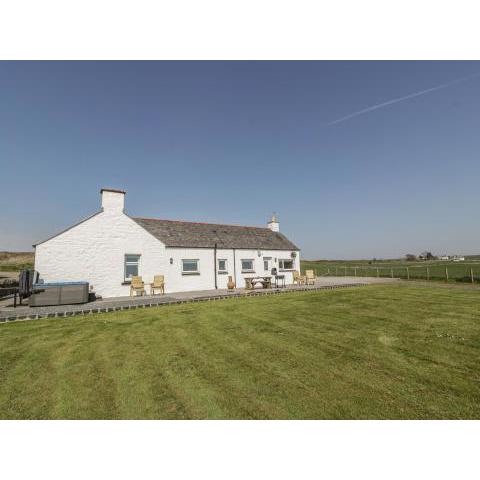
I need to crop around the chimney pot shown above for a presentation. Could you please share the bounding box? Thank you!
[267,212,279,232]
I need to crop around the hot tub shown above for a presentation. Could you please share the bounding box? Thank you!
[30,282,89,307]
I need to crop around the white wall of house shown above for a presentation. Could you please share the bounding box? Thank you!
[231,249,300,288]
[35,191,168,298]
[35,189,301,298]
[164,247,300,292]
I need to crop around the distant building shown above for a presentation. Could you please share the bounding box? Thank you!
[439,255,450,261]
[452,255,465,262]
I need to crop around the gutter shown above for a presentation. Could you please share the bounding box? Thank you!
[233,248,237,287]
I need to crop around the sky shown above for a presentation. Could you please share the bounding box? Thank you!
[1,61,479,259]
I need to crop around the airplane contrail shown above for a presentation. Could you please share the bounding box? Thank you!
[324,71,480,126]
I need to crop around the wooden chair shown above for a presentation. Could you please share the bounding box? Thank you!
[305,270,316,285]
[150,275,165,295]
[292,270,306,286]
[130,276,146,296]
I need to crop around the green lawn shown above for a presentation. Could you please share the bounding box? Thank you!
[1,284,479,419]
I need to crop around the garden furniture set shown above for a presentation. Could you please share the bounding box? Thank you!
[130,275,165,296]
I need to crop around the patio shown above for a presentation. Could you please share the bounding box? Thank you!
[0,276,398,323]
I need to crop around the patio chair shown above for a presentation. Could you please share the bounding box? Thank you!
[292,270,306,286]
[305,270,316,285]
[150,275,165,295]
[130,276,146,296]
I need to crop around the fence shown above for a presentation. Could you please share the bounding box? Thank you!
[0,286,19,299]
[301,263,480,284]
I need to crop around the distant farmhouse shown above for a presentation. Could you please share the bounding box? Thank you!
[428,254,465,261]
[33,189,301,298]
[415,253,465,261]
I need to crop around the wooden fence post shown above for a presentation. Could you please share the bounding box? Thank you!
[427,267,430,281]
[344,266,347,277]
[376,268,379,278]
[445,267,449,282]
[327,267,330,276]
[391,268,394,278]
[354,267,357,277]
[407,267,410,280]
[471,268,474,284]
[335,267,338,276]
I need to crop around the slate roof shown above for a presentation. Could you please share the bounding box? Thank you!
[132,217,299,251]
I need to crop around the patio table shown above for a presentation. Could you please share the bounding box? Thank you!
[244,276,272,290]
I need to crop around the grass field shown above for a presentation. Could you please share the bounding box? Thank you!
[1,284,479,419]
[301,258,480,283]
[0,252,34,273]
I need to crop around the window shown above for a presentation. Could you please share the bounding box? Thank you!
[182,259,199,274]
[218,259,228,273]
[263,257,271,272]
[125,254,140,280]
[279,259,294,270]
[241,259,255,272]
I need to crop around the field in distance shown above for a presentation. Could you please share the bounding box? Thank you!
[301,256,480,283]
[0,252,34,272]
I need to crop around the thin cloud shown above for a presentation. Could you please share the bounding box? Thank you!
[324,71,480,126]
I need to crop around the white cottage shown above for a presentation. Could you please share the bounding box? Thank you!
[34,189,301,298]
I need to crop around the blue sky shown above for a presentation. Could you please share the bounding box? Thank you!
[1,61,479,259]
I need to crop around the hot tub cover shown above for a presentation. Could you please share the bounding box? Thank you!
[34,281,89,287]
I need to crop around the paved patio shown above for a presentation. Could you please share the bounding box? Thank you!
[0,276,399,323]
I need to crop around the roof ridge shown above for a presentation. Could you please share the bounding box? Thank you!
[133,217,270,230]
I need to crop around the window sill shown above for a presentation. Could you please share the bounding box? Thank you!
[122,281,132,285]
[241,271,256,274]
[182,272,200,276]
[279,269,294,272]
[217,271,228,275]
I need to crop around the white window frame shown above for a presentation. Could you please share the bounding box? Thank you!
[263,257,271,272]
[279,259,294,271]
[124,254,141,281]
[241,259,255,273]
[182,259,200,275]
[218,259,228,274]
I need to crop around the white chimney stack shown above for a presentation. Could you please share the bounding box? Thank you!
[267,213,279,232]
[101,188,126,213]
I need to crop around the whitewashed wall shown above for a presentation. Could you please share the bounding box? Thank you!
[163,247,300,292]
[230,249,300,288]
[35,206,167,298]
